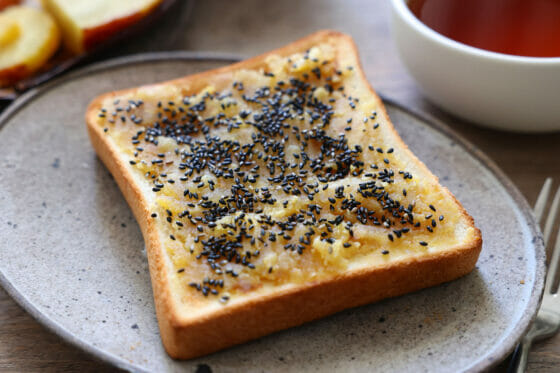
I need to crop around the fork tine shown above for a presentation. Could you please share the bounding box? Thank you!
[543,186,560,244]
[545,212,560,293]
[534,178,553,222]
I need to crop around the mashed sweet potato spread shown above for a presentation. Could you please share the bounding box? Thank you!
[94,43,469,305]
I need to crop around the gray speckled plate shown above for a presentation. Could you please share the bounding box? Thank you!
[0,53,545,373]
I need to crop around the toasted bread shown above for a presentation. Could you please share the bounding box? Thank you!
[85,30,482,359]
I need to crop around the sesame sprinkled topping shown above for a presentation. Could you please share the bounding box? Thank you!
[98,45,444,302]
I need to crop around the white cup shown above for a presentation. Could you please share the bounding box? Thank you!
[391,0,560,132]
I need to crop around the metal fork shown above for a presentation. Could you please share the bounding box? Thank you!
[508,178,560,372]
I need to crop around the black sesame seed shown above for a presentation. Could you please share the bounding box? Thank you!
[113,53,442,302]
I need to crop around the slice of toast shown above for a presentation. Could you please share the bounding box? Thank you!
[86,30,482,359]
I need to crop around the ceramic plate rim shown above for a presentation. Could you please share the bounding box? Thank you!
[0,52,546,373]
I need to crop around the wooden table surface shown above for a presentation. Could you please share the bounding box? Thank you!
[1,1,559,372]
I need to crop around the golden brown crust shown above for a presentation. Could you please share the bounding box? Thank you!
[85,30,482,359]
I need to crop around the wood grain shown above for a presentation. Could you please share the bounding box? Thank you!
[1,0,559,371]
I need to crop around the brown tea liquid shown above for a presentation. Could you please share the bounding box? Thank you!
[408,0,560,57]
